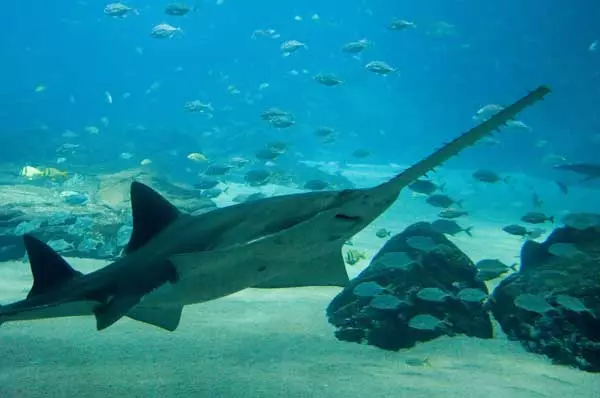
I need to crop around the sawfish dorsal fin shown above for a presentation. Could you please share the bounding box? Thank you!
[23,234,82,299]
[124,182,181,254]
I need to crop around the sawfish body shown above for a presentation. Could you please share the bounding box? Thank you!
[0,86,550,331]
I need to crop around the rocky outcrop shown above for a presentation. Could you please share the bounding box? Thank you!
[0,172,217,261]
[489,225,600,372]
[327,222,492,351]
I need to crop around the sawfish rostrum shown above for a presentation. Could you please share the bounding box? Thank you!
[0,86,551,331]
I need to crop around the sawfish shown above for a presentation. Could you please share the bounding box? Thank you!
[0,86,550,331]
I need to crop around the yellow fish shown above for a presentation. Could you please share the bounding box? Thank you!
[20,166,44,179]
[41,167,69,180]
[187,152,208,162]
[19,166,68,180]
[344,248,366,266]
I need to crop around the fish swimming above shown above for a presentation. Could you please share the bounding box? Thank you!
[0,86,551,332]
[554,162,600,181]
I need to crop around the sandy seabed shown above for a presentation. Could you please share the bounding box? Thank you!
[2,166,600,397]
[1,277,599,398]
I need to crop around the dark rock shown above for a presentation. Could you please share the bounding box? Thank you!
[0,234,25,261]
[489,225,600,372]
[0,207,29,228]
[327,222,492,351]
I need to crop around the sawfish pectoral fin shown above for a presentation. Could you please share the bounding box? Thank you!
[94,294,143,331]
[127,305,184,331]
[254,250,349,288]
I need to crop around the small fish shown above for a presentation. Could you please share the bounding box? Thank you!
[104,3,138,17]
[281,40,307,55]
[375,228,391,238]
[84,125,100,134]
[431,219,473,236]
[589,40,598,52]
[474,104,503,120]
[187,152,208,162]
[416,287,451,303]
[341,39,370,53]
[232,192,266,203]
[314,126,336,140]
[194,178,219,190]
[34,85,47,93]
[520,211,554,224]
[150,23,182,39]
[388,19,416,31]
[345,248,366,266]
[554,294,592,315]
[506,119,531,131]
[502,224,532,237]
[369,294,403,311]
[255,148,280,161]
[457,288,488,303]
[476,259,517,281]
[514,294,554,314]
[472,169,508,183]
[20,166,68,181]
[165,3,195,16]
[408,179,444,195]
[104,91,113,104]
[438,208,468,219]
[371,252,416,271]
[352,281,385,298]
[314,73,343,86]
[426,194,462,208]
[408,314,446,331]
[244,169,271,186]
[140,158,152,166]
[365,61,396,75]
[406,236,437,252]
[204,163,232,176]
[404,357,431,367]
[351,148,371,158]
[184,100,214,113]
[547,243,588,260]
[561,212,600,230]
[304,180,329,191]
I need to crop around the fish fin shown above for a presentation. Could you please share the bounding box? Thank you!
[581,175,600,182]
[127,305,183,331]
[464,227,474,237]
[23,234,83,299]
[94,294,143,331]
[255,249,349,288]
[124,182,181,254]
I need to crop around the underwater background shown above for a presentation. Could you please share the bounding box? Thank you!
[1,1,599,174]
[1,1,600,397]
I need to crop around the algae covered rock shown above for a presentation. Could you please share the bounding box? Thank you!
[489,224,600,372]
[327,222,492,350]
[0,170,217,261]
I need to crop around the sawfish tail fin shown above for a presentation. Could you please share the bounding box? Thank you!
[390,86,551,189]
[23,234,83,299]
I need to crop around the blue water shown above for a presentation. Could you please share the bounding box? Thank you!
[1,1,598,178]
